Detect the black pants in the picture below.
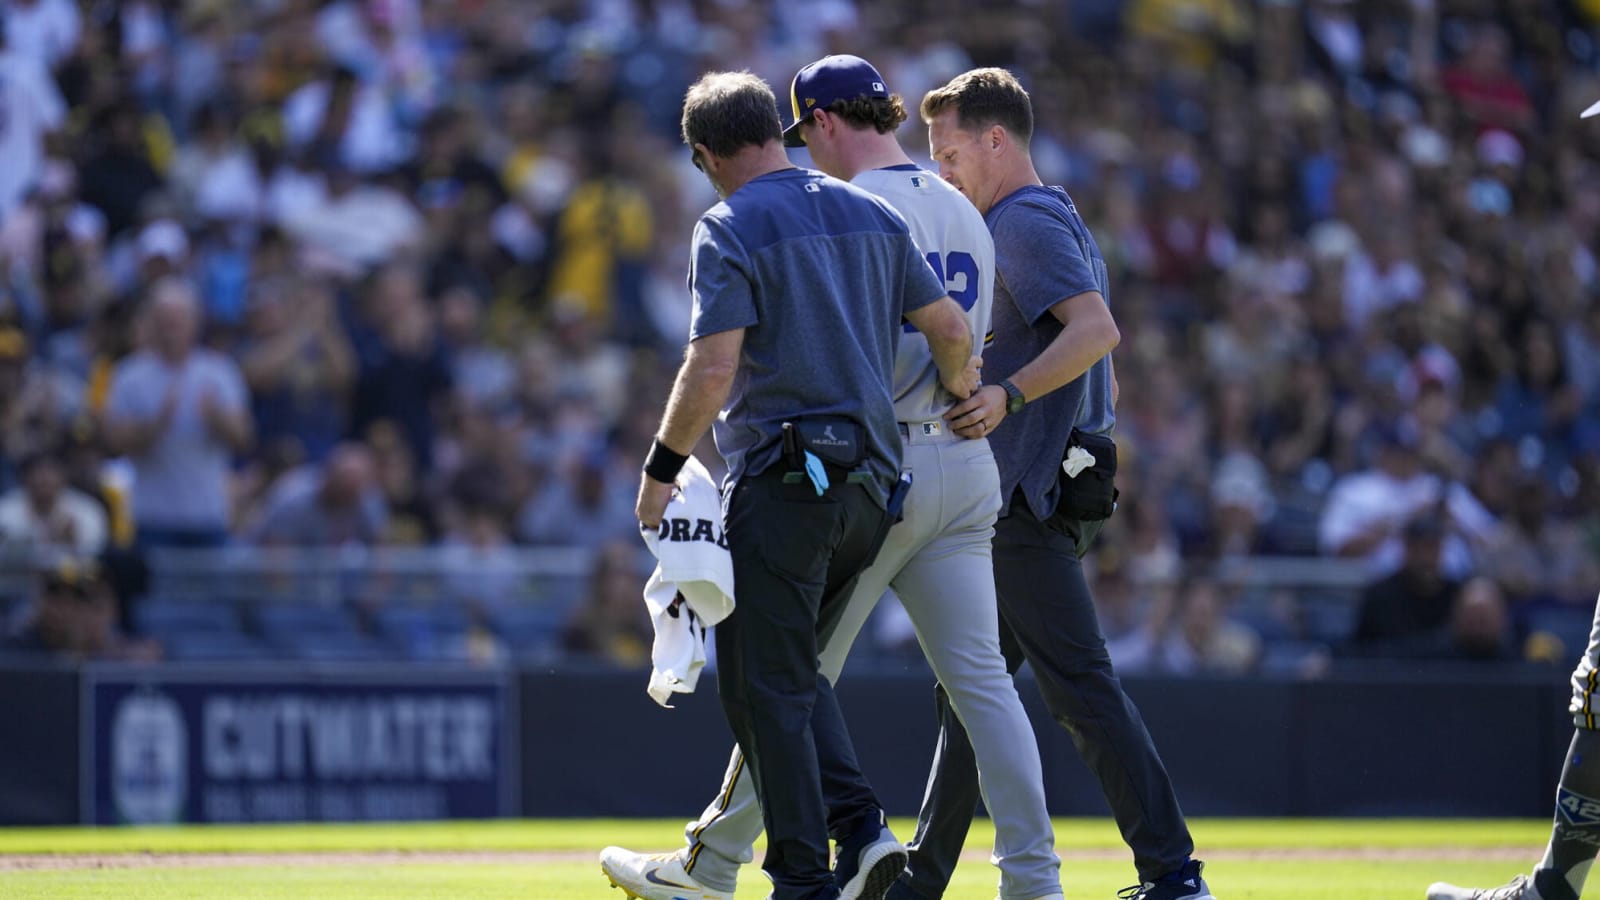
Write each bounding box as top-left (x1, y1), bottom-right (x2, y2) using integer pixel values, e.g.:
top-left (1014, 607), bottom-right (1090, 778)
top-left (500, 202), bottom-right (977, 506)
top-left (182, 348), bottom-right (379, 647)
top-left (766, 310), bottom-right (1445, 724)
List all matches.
top-left (898, 495), bottom-right (1194, 898)
top-left (717, 465), bottom-right (892, 900)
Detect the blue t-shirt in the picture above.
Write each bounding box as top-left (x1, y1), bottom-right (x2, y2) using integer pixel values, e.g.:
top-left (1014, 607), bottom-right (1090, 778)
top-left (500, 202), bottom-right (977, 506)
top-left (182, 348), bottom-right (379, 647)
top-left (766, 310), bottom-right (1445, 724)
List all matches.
top-left (688, 167), bottom-right (946, 506)
top-left (983, 185), bottom-right (1116, 519)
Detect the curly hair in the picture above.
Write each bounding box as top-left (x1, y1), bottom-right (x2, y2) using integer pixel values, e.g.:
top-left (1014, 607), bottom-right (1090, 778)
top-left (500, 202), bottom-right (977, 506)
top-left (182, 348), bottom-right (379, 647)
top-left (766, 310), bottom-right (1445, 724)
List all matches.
top-left (819, 94), bottom-right (909, 136)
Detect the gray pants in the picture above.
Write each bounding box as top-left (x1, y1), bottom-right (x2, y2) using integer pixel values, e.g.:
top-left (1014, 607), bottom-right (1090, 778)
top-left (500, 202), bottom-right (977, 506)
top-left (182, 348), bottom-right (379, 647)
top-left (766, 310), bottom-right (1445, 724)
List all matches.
top-left (681, 429), bottom-right (1060, 900)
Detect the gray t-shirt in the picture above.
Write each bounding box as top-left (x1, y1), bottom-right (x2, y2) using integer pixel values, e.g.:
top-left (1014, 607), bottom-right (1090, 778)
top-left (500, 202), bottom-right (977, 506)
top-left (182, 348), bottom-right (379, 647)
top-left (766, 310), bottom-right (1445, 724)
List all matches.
top-left (983, 185), bottom-right (1116, 520)
top-left (688, 167), bottom-right (946, 507)
top-left (106, 349), bottom-right (249, 530)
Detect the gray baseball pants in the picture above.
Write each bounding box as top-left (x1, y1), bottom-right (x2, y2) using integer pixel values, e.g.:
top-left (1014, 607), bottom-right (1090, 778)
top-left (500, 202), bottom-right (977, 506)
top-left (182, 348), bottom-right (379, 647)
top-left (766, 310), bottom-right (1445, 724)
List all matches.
top-left (895, 499), bottom-right (1195, 898)
top-left (681, 426), bottom-right (1060, 900)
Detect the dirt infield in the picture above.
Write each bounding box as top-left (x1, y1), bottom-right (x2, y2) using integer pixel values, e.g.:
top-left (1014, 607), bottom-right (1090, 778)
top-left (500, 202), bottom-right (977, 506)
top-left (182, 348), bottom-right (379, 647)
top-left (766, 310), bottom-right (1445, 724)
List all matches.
top-left (0, 846), bottom-right (1537, 871)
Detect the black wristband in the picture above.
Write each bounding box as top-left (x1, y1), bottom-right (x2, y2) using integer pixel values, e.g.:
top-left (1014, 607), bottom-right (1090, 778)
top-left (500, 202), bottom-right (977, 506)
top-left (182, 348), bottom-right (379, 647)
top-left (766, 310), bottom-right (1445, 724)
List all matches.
top-left (643, 439), bottom-right (689, 483)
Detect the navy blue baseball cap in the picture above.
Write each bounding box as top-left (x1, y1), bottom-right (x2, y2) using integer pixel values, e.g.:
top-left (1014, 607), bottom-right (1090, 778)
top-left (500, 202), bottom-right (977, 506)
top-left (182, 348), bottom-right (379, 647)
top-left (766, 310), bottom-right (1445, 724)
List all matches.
top-left (783, 54), bottom-right (891, 148)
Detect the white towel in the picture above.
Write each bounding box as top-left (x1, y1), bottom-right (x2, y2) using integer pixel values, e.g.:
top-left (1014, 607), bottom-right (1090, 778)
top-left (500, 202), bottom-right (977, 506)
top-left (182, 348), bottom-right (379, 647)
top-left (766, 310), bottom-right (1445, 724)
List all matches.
top-left (640, 456), bottom-right (736, 707)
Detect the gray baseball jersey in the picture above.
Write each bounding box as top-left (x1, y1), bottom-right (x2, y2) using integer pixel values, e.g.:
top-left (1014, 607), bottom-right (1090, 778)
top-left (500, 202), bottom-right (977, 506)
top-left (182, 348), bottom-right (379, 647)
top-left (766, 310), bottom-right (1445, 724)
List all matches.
top-left (852, 165), bottom-right (995, 424)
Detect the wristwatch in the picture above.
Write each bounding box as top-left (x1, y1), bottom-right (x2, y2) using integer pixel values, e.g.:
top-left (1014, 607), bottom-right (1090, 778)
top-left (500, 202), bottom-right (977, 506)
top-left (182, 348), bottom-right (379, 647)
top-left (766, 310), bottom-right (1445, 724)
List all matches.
top-left (998, 379), bottom-right (1025, 414)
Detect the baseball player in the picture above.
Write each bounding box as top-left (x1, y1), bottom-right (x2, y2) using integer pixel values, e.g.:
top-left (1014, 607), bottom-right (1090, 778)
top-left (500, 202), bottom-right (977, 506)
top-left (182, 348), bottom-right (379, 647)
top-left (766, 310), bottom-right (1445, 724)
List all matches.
top-left (605, 55), bottom-right (1064, 900)
top-left (632, 70), bottom-right (978, 900)
top-left (1422, 94), bottom-right (1600, 900)
top-left (1425, 619), bottom-right (1600, 900)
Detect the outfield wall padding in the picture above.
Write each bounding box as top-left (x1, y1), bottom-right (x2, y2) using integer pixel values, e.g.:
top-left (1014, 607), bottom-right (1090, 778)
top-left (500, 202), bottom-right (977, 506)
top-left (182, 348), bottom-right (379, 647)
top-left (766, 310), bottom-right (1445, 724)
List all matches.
top-left (0, 661), bottom-right (1571, 824)
top-left (520, 663), bottom-right (1570, 820)
top-left (0, 661), bottom-right (80, 825)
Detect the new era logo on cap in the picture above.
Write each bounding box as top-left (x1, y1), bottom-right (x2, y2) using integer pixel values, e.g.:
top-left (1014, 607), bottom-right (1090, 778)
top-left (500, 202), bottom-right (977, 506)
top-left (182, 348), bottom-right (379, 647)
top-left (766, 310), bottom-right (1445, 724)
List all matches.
top-left (784, 54), bottom-right (892, 147)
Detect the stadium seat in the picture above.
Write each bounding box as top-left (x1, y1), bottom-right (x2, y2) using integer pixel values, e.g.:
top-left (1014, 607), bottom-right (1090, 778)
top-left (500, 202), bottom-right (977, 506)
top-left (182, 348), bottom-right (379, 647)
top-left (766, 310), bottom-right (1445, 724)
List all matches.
top-left (1301, 595), bottom-right (1361, 643)
top-left (134, 599), bottom-right (243, 637)
top-left (250, 602), bottom-right (384, 657)
top-left (161, 630), bottom-right (276, 662)
top-left (371, 605), bottom-right (472, 660)
top-left (1257, 640), bottom-right (1331, 678)
top-left (251, 603), bottom-right (360, 637)
top-left (488, 604), bottom-right (568, 658)
top-left (288, 632), bottom-right (395, 662)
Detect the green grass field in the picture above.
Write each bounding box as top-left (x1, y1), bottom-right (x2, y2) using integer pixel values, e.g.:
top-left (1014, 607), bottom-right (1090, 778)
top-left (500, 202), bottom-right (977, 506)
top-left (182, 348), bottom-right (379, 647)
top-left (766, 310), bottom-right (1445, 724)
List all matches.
top-left (0, 817), bottom-right (1577, 899)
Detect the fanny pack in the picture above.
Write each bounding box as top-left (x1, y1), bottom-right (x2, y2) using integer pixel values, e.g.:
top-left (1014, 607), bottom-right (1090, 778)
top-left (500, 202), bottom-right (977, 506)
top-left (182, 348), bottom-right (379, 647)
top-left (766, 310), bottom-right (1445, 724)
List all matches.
top-left (1055, 427), bottom-right (1118, 522)
top-left (782, 416), bottom-right (866, 470)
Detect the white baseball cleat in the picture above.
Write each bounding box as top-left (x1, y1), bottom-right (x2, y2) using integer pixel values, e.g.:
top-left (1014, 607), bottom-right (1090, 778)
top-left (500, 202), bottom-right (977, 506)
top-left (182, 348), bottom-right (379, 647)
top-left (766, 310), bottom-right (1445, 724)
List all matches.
top-left (1426, 874), bottom-right (1557, 900)
top-left (599, 846), bottom-right (734, 900)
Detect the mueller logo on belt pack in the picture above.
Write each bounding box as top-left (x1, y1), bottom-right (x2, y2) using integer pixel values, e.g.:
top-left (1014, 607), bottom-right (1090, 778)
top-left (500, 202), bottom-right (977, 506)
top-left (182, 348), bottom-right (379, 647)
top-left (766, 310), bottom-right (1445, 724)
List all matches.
top-left (814, 426), bottom-right (848, 446)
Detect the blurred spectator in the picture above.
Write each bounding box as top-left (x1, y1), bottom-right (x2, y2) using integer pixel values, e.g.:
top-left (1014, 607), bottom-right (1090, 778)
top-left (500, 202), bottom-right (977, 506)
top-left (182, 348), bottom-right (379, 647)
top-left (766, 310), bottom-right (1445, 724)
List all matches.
top-left (280, 153), bottom-right (424, 274)
top-left (170, 102), bottom-right (262, 226)
top-left (547, 300), bottom-right (633, 427)
top-left (560, 540), bottom-right (651, 667)
top-left (75, 103), bottom-right (165, 241)
top-left (348, 263), bottom-right (451, 473)
top-left (1095, 563), bottom-right (1157, 671)
top-left (403, 104), bottom-right (504, 211)
top-left (1449, 576), bottom-right (1515, 663)
top-left (102, 278), bottom-right (252, 548)
top-left (0, 325), bottom-right (79, 486)
top-left (0, 449), bottom-right (105, 556)
top-left (544, 133), bottom-right (654, 341)
top-left (2, 558), bottom-right (159, 662)
top-left (1480, 474), bottom-right (1597, 606)
top-left (438, 493), bottom-right (521, 610)
top-left (1317, 426), bottom-right (1495, 579)
top-left (365, 418), bottom-right (435, 544)
top-left (238, 276), bottom-right (355, 464)
top-left (283, 63), bottom-right (408, 175)
top-left (1340, 227), bottom-right (1423, 333)
top-left (1208, 451), bottom-right (1277, 558)
top-left (0, 15), bottom-right (66, 225)
top-left (1439, 23), bottom-right (1533, 133)
top-left (1346, 518), bottom-right (1462, 657)
top-left (517, 449), bottom-right (635, 552)
top-left (1, 0), bottom-right (80, 72)
top-left (250, 442), bottom-right (386, 547)
top-left (1126, 575), bottom-right (1263, 676)
top-left (437, 282), bottom-right (514, 413)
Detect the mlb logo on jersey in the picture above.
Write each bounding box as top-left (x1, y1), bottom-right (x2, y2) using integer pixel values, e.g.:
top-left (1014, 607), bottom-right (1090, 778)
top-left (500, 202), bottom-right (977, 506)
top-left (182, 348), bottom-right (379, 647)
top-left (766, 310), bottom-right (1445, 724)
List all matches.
top-left (911, 175), bottom-right (927, 188)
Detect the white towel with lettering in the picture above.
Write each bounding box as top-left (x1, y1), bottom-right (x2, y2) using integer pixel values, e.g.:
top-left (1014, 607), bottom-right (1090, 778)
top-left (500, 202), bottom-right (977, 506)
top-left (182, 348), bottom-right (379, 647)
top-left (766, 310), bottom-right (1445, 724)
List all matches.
top-left (641, 455), bottom-right (736, 707)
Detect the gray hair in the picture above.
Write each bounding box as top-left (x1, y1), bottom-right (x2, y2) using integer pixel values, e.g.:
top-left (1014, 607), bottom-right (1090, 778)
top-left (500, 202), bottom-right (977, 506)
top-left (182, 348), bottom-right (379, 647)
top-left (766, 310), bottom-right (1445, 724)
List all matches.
top-left (680, 71), bottom-right (783, 158)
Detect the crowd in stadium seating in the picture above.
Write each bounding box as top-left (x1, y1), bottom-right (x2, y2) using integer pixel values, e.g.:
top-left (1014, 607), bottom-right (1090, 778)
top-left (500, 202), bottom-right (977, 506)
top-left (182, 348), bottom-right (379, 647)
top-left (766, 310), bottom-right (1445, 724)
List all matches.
top-left (0, 0), bottom-right (1598, 672)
